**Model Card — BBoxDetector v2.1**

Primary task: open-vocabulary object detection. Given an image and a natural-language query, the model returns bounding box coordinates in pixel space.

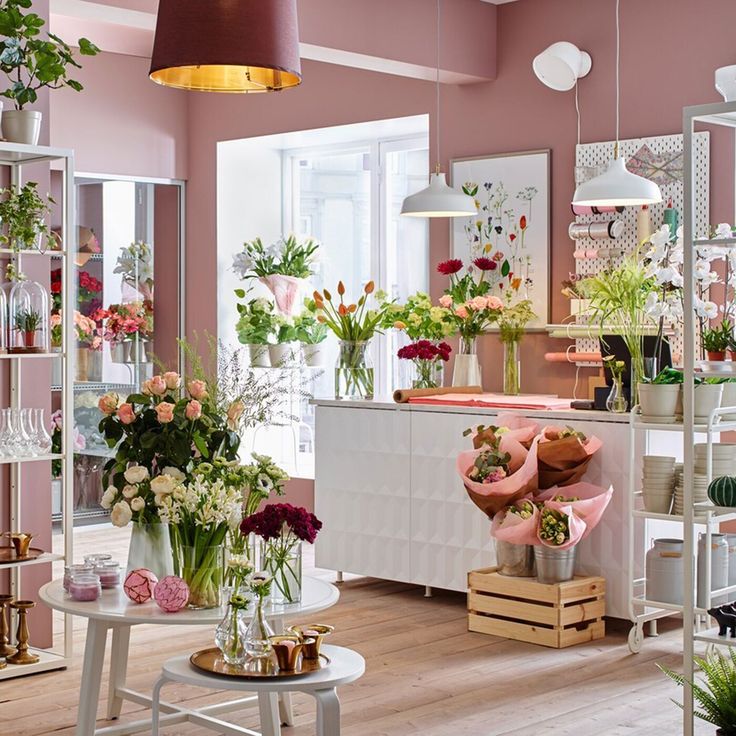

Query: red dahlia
[436,259,463,276]
[473,257,496,271]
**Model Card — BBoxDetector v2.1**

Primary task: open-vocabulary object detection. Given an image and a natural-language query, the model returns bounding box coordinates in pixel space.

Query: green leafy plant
[272,315,297,344]
[0,0,98,110]
[233,235,319,279]
[703,320,732,353]
[498,299,536,344]
[649,367,684,385]
[660,650,736,735]
[294,305,328,345]
[0,182,53,250]
[13,306,40,332]
[235,293,275,345]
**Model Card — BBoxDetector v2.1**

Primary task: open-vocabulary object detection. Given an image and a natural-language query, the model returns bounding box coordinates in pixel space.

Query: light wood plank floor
[0,524,705,735]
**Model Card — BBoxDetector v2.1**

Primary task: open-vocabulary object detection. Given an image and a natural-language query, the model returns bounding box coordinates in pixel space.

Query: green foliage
[273,315,297,344]
[703,320,733,353]
[294,304,328,344]
[0,0,99,110]
[498,299,536,343]
[650,367,685,385]
[660,650,736,734]
[235,294,275,345]
[13,305,40,331]
[236,235,319,279]
[0,181,53,250]
[380,291,455,341]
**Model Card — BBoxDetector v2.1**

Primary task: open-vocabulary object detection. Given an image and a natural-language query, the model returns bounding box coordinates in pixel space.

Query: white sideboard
[314,399,645,619]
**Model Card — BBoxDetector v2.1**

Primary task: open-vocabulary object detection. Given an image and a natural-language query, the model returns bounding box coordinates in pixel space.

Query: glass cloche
[8,279,49,353]
[0,285,6,353]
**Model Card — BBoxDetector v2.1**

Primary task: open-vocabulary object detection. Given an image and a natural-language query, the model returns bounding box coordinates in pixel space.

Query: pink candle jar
[84,553,113,566]
[94,561,122,588]
[69,574,102,602]
[63,563,93,592]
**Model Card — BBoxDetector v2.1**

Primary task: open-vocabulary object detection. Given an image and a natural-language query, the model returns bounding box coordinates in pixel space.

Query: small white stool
[151,645,365,736]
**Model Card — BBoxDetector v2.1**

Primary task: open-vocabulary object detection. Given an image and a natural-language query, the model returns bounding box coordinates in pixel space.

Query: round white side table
[152,645,365,736]
[39,577,339,736]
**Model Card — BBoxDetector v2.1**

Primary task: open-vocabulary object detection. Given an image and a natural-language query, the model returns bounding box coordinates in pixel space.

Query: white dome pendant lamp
[401,0,475,218]
[572,0,662,208]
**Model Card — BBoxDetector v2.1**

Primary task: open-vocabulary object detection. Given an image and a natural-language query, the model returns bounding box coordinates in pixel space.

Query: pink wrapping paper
[259,274,303,315]
[491,496,540,545]
[536,482,613,539]
[536,503,587,550]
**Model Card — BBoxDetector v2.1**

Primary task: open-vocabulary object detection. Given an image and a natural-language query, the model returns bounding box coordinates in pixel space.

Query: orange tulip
[324,289,332,301]
[348,304,357,313]
[338,304,348,316]
[364,280,375,294]
[313,290,322,302]
[337,280,345,296]
[317,315,326,323]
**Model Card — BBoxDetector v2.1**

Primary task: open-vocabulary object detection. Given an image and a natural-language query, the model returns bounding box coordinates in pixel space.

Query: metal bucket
[533,546,577,584]
[495,541,536,577]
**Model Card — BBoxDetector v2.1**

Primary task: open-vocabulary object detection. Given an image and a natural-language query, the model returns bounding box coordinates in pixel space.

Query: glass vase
[126,523,174,580]
[262,536,302,605]
[215,602,249,666]
[452,336,482,387]
[606,376,628,413]
[412,359,444,390]
[335,340,374,400]
[176,543,225,609]
[502,338,521,396]
[245,596,275,658]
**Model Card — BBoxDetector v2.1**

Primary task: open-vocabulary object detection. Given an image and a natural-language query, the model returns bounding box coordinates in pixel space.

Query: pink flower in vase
[455,306,469,320]
[117,403,136,425]
[155,402,175,424]
[439,295,453,308]
[185,400,202,421]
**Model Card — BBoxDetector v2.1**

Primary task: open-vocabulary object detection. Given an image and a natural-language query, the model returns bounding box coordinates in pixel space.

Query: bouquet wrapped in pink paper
[491,498,540,545]
[535,482,613,539]
[457,433,540,518]
[464,414,538,451]
[537,425,603,489]
[536,504,587,550]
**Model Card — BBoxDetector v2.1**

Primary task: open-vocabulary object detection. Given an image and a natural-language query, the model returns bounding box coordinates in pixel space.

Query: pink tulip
[155,402,175,424]
[117,403,136,425]
[185,400,202,421]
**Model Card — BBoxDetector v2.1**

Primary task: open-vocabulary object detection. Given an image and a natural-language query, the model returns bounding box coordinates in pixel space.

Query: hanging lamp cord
[434,0,441,174]
[614,0,620,159]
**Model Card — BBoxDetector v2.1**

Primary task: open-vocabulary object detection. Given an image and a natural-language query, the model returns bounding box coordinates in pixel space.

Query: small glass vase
[176,543,225,609]
[452,336,482,387]
[502,338,521,396]
[126,523,174,580]
[215,601,249,666]
[262,537,302,605]
[245,596,275,658]
[335,340,374,400]
[412,358,444,390]
[606,376,628,413]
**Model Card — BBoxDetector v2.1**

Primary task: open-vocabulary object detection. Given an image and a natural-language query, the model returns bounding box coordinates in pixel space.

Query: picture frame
[450,149,551,328]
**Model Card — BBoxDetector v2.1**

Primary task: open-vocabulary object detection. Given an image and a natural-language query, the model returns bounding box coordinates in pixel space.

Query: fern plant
[660,650,736,734]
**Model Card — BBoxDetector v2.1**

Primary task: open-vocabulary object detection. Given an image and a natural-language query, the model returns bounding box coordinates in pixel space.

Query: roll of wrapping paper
[392,385,483,404]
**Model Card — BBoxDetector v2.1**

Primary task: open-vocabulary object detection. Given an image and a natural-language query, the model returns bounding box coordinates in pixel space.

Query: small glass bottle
[63,563,94,592]
[245,595,275,659]
[94,561,122,588]
[68,573,102,602]
[605,376,628,413]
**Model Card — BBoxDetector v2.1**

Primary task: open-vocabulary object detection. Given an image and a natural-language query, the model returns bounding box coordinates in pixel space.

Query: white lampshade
[533,41,592,92]
[572,157,662,207]
[400,172,476,218]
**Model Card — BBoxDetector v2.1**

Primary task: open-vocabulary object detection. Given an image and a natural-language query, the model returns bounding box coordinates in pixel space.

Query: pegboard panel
[572,132,710,361]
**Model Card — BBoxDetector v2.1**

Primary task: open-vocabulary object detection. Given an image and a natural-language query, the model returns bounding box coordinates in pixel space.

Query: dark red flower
[241,503,322,544]
[473,257,495,271]
[436,259,463,276]
[519,215,527,230]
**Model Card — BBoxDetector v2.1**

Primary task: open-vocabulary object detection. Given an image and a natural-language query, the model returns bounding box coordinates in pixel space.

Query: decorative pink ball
[153,575,189,613]
[123,568,158,604]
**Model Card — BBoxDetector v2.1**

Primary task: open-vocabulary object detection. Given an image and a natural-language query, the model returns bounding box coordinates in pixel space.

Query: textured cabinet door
[410,411,496,591]
[315,406,412,583]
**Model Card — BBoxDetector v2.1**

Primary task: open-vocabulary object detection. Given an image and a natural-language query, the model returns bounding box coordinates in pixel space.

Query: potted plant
[696,377,725,424]
[703,320,731,361]
[660,650,736,736]
[0,182,53,251]
[294,304,328,367]
[269,315,298,367]
[235,293,274,367]
[638,367,682,423]
[0,1,98,144]
[13,306,40,349]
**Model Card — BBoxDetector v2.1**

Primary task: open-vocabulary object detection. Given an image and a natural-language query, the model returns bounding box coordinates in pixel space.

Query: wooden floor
[0,524,704,735]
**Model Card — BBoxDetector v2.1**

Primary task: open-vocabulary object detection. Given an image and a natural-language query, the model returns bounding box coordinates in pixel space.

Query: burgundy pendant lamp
[149,0,302,93]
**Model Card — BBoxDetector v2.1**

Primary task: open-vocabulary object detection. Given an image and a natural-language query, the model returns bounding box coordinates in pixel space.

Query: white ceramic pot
[721,382,736,421]
[638,383,680,421]
[694,383,724,423]
[302,342,327,367]
[452,354,482,388]
[269,342,296,367]
[247,344,271,368]
[3,110,42,145]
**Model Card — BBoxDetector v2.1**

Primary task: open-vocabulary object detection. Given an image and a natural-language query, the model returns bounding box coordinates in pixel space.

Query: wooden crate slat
[468,569,560,603]
[468,613,560,647]
[557,577,606,604]
[559,597,605,626]
[558,620,606,648]
[469,591,560,626]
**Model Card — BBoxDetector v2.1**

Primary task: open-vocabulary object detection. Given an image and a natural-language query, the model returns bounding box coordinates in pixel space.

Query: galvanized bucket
[495,540,536,577]
[534,545,577,584]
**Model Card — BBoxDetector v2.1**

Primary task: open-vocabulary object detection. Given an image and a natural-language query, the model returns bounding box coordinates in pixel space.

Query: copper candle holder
[4,532,35,558]
[288,624,334,660]
[0,595,15,658]
[7,600,39,665]
[269,635,313,672]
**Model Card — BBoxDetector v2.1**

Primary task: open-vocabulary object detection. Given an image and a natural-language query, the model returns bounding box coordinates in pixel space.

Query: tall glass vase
[126,523,174,579]
[335,340,374,400]
[262,536,302,605]
[502,338,521,396]
[245,596,275,658]
[452,336,482,387]
[175,543,225,609]
[412,359,444,389]
[215,600,249,665]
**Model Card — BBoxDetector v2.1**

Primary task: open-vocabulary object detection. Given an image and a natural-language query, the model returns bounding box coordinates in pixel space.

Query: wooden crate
[467,567,605,648]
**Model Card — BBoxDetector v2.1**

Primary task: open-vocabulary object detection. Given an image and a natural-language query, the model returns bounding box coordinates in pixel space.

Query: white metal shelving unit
[0,142,75,679]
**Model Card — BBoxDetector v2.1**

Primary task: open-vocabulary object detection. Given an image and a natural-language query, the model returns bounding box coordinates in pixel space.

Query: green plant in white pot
[0,182,52,251]
[638,367,682,424]
[235,292,275,368]
[0,0,99,145]
[295,302,328,367]
[270,315,298,367]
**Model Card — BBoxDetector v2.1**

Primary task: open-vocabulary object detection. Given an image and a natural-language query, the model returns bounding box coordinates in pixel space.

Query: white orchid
[695,298,719,320]
[715,222,734,239]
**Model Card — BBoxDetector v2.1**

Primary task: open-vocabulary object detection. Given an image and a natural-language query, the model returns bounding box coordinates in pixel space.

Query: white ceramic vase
[694,383,723,424]
[269,342,296,367]
[637,383,679,422]
[302,342,327,367]
[247,344,271,368]
[452,354,482,388]
[3,110,42,146]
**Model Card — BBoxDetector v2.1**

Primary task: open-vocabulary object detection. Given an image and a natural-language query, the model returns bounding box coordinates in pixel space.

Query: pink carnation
[455,306,469,320]
[487,296,504,310]
[470,296,488,311]
[439,295,453,308]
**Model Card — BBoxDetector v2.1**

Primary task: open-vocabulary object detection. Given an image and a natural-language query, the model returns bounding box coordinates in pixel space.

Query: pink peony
[149,375,167,396]
[185,399,202,420]
[439,295,453,308]
[155,402,175,424]
[470,296,488,311]
[98,392,119,415]
[117,403,136,425]
[487,296,504,311]
[163,371,181,390]
[188,379,208,400]
[455,306,469,320]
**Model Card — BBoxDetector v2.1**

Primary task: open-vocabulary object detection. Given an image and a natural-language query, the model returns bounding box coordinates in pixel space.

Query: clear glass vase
[126,523,174,580]
[215,602,249,666]
[335,340,374,400]
[606,376,628,413]
[452,336,482,387]
[502,338,521,396]
[262,536,302,605]
[245,596,275,658]
[175,543,225,609]
[412,359,444,390]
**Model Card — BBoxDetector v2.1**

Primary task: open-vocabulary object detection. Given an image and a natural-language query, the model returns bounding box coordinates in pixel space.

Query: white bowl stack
[673,466,708,515]
[642,455,676,514]
[694,443,736,478]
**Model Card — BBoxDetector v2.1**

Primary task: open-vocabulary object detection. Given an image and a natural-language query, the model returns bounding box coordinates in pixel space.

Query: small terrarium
[9,280,49,353]
[0,286,7,353]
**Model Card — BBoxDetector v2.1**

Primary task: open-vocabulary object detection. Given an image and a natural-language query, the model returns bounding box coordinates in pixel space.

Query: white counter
[313,397,639,619]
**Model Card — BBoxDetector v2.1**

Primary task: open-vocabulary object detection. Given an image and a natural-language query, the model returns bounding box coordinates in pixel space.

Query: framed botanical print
[450,149,551,327]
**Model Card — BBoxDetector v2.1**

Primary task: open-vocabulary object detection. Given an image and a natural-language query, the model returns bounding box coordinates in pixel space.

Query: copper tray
[190,647,330,679]
[0,547,44,564]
